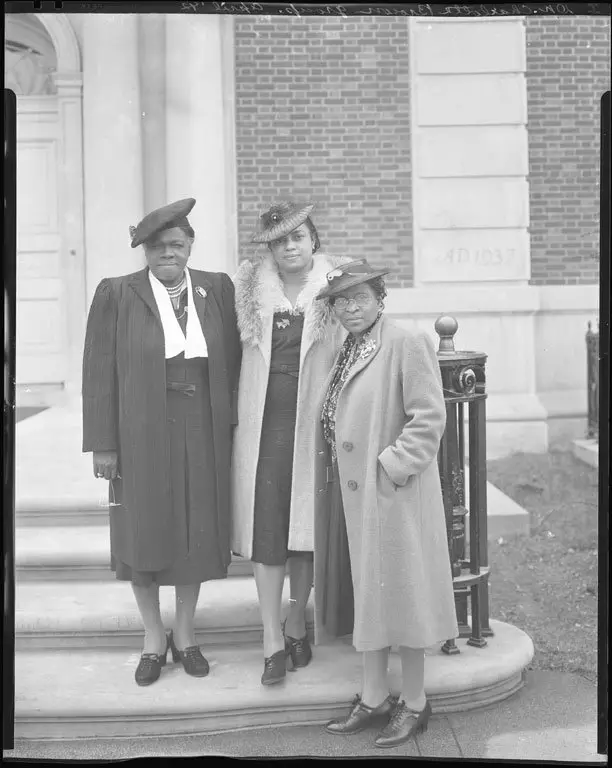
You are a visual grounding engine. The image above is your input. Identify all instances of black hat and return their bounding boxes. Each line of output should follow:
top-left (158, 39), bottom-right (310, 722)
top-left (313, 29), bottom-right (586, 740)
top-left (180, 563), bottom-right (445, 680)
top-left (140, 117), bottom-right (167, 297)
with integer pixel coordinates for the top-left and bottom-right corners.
top-left (251, 201), bottom-right (315, 244)
top-left (316, 259), bottom-right (391, 300)
top-left (129, 198), bottom-right (196, 248)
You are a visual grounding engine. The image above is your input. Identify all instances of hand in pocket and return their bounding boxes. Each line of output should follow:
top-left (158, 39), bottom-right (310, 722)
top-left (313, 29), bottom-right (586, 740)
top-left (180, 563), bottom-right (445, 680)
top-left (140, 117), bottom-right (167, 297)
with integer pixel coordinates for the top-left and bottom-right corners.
top-left (377, 460), bottom-right (398, 495)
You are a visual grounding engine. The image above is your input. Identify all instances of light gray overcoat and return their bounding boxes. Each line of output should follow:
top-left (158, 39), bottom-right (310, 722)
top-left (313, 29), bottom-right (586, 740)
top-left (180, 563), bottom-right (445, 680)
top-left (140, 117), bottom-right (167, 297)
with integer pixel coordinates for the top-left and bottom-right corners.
top-left (314, 314), bottom-right (459, 651)
top-left (231, 251), bottom-right (349, 561)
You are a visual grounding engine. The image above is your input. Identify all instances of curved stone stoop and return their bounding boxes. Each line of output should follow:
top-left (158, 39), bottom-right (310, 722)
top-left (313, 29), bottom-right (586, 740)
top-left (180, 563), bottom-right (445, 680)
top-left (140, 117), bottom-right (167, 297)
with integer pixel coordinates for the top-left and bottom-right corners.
top-left (15, 621), bottom-right (533, 740)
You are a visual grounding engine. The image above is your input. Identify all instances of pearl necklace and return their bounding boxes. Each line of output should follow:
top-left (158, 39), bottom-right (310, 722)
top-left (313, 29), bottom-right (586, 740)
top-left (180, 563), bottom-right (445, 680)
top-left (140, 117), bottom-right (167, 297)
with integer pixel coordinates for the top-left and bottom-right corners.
top-left (165, 275), bottom-right (187, 310)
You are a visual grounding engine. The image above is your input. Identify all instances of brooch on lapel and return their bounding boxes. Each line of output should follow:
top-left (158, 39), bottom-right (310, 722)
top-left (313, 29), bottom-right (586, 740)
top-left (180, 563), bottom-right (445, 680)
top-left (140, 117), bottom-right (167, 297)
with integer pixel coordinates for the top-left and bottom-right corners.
top-left (275, 318), bottom-right (290, 330)
top-left (195, 286), bottom-right (207, 299)
top-left (357, 339), bottom-right (377, 361)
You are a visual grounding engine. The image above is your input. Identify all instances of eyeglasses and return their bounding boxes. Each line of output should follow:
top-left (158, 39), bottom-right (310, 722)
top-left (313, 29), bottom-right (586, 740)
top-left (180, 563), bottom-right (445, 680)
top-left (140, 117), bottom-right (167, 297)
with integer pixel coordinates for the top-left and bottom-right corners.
top-left (332, 293), bottom-right (374, 311)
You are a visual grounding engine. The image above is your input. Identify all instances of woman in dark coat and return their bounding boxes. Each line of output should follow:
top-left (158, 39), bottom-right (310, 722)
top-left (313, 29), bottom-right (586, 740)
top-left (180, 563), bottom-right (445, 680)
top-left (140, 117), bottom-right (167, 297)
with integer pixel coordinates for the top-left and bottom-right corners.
top-left (82, 198), bottom-right (241, 687)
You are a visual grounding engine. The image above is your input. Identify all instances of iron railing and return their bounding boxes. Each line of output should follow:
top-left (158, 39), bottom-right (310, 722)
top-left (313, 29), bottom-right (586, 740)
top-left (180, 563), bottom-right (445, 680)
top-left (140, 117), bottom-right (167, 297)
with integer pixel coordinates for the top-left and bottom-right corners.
top-left (586, 321), bottom-right (599, 440)
top-left (435, 315), bottom-right (492, 653)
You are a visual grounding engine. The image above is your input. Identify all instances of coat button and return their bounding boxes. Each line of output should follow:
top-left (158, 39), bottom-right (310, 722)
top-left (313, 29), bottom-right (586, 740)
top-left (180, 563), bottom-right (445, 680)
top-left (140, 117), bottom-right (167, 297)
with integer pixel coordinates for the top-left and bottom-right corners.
top-left (343, 441), bottom-right (354, 452)
top-left (347, 480), bottom-right (358, 491)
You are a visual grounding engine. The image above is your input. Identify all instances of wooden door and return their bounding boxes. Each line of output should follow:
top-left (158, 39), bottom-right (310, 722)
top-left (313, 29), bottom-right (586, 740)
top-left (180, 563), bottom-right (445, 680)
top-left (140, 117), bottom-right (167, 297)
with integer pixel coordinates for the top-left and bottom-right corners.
top-left (16, 97), bottom-right (66, 387)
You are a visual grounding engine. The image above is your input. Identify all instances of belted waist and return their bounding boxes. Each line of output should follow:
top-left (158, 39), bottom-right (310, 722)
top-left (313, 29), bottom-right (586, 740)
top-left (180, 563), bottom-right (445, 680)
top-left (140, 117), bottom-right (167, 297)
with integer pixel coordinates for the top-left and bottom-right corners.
top-left (166, 381), bottom-right (197, 396)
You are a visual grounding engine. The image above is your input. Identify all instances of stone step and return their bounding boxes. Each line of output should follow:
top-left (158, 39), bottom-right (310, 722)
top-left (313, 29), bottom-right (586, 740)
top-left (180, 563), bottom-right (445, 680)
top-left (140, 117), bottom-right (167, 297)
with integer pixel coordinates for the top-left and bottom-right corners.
top-left (17, 507), bottom-right (114, 527)
top-left (15, 577), bottom-right (312, 651)
top-left (14, 620), bottom-right (532, 740)
top-left (15, 401), bottom-right (108, 528)
top-left (15, 525), bottom-right (253, 580)
top-left (572, 438), bottom-right (598, 469)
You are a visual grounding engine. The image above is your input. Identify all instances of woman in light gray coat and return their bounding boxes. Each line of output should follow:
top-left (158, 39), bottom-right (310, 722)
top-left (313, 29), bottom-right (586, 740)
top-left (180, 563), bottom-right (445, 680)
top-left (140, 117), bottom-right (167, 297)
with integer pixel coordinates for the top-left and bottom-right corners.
top-left (231, 201), bottom-right (349, 686)
top-left (315, 259), bottom-right (458, 749)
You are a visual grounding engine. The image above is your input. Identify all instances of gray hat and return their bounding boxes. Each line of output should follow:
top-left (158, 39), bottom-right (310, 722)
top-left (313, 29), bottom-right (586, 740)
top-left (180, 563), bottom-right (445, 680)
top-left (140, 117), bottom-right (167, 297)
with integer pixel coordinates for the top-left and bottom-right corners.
top-left (316, 259), bottom-right (391, 300)
top-left (251, 201), bottom-right (315, 244)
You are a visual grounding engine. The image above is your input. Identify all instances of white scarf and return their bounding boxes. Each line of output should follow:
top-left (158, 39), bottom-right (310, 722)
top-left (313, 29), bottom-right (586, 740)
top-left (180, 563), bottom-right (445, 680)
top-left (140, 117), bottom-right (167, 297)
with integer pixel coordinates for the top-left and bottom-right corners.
top-left (148, 267), bottom-right (208, 359)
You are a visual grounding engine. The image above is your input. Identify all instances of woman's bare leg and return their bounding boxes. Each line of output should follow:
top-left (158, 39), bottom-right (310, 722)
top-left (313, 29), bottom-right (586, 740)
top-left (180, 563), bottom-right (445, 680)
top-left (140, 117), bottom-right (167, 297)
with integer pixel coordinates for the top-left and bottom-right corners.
top-left (361, 647), bottom-right (392, 708)
top-left (253, 562), bottom-right (286, 657)
top-left (285, 554), bottom-right (313, 639)
top-left (174, 583), bottom-right (201, 650)
top-left (398, 646), bottom-right (427, 711)
top-left (132, 583), bottom-right (166, 654)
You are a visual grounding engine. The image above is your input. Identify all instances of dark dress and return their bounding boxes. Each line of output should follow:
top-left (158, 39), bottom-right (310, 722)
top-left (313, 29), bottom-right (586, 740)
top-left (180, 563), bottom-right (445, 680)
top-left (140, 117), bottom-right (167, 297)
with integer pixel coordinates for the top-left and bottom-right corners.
top-left (319, 457), bottom-right (355, 638)
top-left (317, 329), bottom-right (378, 639)
top-left (83, 268), bottom-right (240, 578)
top-left (113, 289), bottom-right (223, 586)
top-left (251, 311), bottom-right (313, 566)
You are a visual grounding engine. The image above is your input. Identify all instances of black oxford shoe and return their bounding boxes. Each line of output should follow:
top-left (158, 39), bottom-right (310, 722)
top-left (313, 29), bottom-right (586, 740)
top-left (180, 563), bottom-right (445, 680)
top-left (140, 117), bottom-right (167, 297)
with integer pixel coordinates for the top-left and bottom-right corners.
top-left (283, 620), bottom-right (313, 669)
top-left (261, 648), bottom-right (293, 686)
top-left (135, 635), bottom-right (170, 687)
top-left (169, 630), bottom-right (210, 678)
top-left (326, 694), bottom-right (398, 735)
top-left (374, 699), bottom-right (432, 748)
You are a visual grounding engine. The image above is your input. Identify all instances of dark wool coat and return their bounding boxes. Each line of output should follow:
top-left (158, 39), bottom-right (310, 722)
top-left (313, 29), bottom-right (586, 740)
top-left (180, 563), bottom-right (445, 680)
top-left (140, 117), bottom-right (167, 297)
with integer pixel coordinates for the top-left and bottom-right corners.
top-left (82, 267), bottom-right (241, 573)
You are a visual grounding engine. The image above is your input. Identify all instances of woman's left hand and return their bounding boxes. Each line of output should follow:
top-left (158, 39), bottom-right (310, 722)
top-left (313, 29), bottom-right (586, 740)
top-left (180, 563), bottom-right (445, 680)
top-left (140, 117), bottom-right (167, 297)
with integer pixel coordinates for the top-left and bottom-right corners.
top-left (378, 460), bottom-right (398, 493)
top-left (93, 450), bottom-right (119, 481)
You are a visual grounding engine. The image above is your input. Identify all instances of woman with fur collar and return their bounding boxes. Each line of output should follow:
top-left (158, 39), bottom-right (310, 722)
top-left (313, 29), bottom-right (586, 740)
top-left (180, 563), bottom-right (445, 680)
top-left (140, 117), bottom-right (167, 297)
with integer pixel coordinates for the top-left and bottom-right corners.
top-left (231, 201), bottom-right (350, 686)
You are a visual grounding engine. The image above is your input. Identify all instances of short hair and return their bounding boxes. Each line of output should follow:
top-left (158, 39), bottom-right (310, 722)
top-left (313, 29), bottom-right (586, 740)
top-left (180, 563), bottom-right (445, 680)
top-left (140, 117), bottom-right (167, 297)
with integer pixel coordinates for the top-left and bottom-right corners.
top-left (366, 276), bottom-right (387, 302)
top-left (178, 224), bottom-right (195, 241)
top-left (304, 217), bottom-right (321, 253)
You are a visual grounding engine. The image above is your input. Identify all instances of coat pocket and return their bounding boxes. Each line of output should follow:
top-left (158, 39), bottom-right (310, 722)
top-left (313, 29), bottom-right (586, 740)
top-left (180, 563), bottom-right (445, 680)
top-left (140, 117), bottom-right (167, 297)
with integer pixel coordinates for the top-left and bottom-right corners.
top-left (377, 460), bottom-right (398, 498)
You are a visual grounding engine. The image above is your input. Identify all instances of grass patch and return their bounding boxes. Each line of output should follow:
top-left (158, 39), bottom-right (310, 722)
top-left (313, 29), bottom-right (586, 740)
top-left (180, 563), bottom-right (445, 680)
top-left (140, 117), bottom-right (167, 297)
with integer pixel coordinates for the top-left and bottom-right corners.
top-left (487, 448), bottom-right (598, 681)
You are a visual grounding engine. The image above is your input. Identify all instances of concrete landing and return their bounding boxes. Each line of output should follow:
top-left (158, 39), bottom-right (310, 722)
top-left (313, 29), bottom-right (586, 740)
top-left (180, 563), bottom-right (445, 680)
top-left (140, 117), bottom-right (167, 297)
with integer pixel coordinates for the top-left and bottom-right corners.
top-left (464, 466), bottom-right (529, 543)
top-left (13, 620), bottom-right (533, 740)
top-left (573, 438), bottom-right (598, 469)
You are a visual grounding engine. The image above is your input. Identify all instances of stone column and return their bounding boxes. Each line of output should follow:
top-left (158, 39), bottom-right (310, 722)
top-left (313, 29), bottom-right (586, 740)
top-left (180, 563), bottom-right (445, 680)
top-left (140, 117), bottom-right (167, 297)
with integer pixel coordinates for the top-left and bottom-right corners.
top-left (82, 14), bottom-right (145, 304)
top-left (138, 15), bottom-right (167, 214)
top-left (165, 15), bottom-right (238, 275)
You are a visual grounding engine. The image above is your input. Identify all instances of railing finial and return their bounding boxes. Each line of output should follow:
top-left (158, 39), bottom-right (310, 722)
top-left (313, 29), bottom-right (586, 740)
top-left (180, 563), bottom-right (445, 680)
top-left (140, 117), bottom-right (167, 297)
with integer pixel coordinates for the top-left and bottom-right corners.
top-left (435, 315), bottom-right (459, 354)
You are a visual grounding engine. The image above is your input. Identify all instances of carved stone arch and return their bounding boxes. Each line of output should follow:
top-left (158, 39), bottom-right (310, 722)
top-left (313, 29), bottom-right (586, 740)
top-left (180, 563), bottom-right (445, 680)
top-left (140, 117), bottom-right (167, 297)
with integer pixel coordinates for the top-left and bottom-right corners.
top-left (34, 13), bottom-right (81, 76)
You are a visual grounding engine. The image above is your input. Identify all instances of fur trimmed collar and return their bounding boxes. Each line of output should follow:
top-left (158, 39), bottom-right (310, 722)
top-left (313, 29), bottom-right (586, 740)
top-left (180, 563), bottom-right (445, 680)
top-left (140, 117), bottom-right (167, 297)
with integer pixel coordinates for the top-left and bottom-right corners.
top-left (233, 251), bottom-right (349, 348)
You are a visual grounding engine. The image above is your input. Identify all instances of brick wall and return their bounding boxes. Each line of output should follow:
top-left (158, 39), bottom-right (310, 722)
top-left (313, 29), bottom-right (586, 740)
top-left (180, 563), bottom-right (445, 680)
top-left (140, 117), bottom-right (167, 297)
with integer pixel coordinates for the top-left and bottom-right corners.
top-left (526, 16), bottom-right (610, 286)
top-left (234, 17), bottom-right (412, 287)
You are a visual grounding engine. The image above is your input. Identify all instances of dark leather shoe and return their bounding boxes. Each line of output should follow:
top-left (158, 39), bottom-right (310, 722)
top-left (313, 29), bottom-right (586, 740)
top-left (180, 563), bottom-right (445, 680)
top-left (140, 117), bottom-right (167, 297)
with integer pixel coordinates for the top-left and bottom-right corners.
top-left (169, 630), bottom-right (210, 678)
top-left (374, 699), bottom-right (432, 748)
top-left (283, 620), bottom-right (312, 669)
top-left (135, 635), bottom-right (170, 687)
top-left (261, 648), bottom-right (292, 686)
top-left (326, 694), bottom-right (398, 735)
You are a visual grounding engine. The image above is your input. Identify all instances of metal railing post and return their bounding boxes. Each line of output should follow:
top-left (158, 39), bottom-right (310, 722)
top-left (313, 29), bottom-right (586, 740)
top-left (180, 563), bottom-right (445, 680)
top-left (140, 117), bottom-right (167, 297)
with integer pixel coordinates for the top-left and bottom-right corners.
top-left (435, 315), bottom-right (493, 654)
